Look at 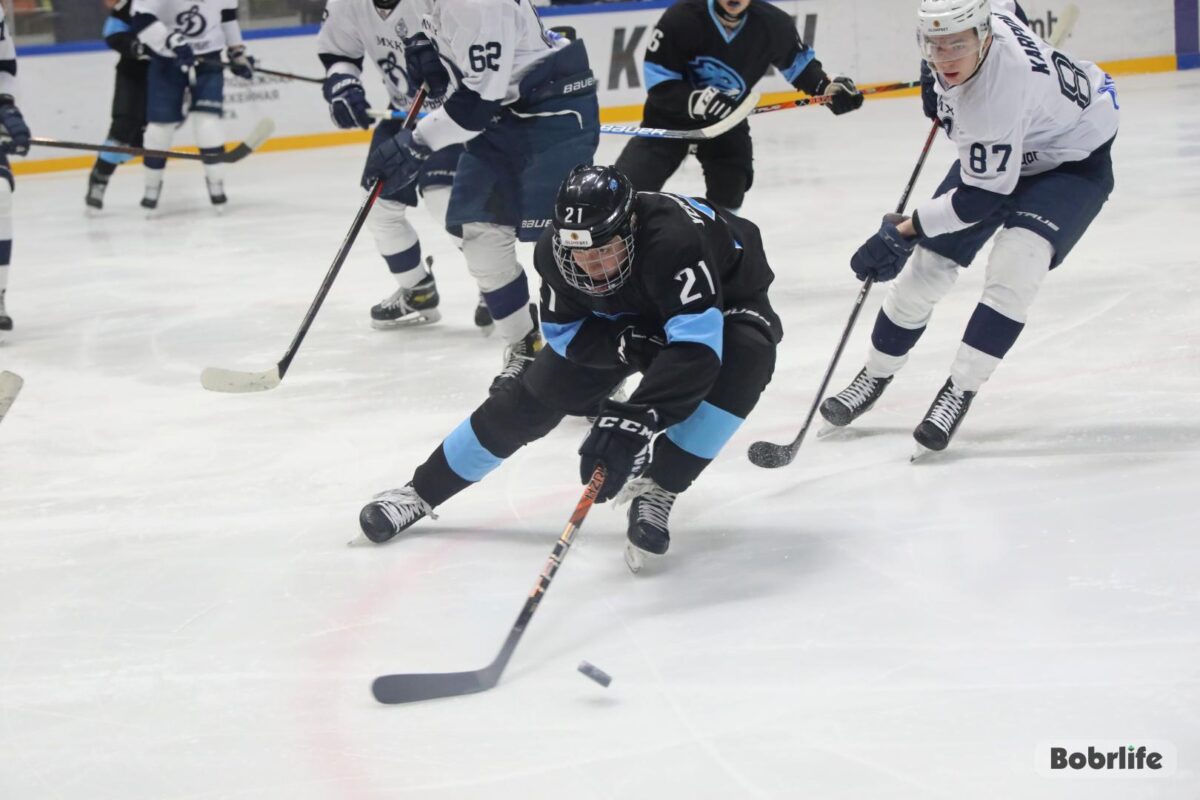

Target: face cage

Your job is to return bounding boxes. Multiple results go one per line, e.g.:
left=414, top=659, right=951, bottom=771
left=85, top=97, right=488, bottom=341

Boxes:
left=552, top=231, right=637, bottom=298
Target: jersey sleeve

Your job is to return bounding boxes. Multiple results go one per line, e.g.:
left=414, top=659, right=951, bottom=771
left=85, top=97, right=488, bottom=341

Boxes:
left=130, top=0, right=173, bottom=56
left=0, top=8, right=16, bottom=98
left=317, top=0, right=366, bottom=75
left=768, top=13, right=826, bottom=95
left=221, top=0, right=243, bottom=49
left=625, top=233, right=725, bottom=427
left=913, top=78, right=1026, bottom=237
left=640, top=6, right=699, bottom=125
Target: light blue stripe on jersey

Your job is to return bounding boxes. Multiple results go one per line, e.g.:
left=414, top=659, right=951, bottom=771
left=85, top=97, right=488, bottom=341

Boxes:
left=666, top=401, right=744, bottom=460
left=442, top=418, right=503, bottom=482
left=102, top=17, right=132, bottom=37
left=665, top=307, right=724, bottom=360
left=781, top=49, right=816, bottom=83
left=644, top=61, right=684, bottom=90
left=542, top=319, right=584, bottom=357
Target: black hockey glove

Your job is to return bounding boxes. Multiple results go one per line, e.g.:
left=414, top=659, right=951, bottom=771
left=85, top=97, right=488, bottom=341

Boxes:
left=227, top=45, right=256, bottom=80
left=579, top=401, right=659, bottom=503
left=404, top=34, right=451, bottom=99
left=162, top=32, right=196, bottom=69
left=815, top=75, right=864, bottom=115
left=363, top=129, right=432, bottom=191
left=688, top=87, right=738, bottom=122
left=850, top=214, right=918, bottom=282
left=323, top=73, right=372, bottom=130
left=616, top=323, right=666, bottom=374
left=920, top=61, right=938, bottom=120
left=0, top=96, right=31, bottom=157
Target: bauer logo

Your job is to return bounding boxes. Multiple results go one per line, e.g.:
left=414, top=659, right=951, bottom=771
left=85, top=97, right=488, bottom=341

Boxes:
left=1035, top=741, right=1176, bottom=778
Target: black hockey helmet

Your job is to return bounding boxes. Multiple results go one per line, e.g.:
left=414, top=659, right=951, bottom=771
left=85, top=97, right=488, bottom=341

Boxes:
left=552, top=164, right=637, bottom=297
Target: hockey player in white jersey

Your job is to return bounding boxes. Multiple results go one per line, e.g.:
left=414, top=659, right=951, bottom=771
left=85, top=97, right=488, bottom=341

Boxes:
left=319, top=0, right=486, bottom=330
left=821, top=0, right=1118, bottom=454
left=0, top=6, right=29, bottom=337
left=363, top=0, right=600, bottom=392
left=131, top=0, right=255, bottom=210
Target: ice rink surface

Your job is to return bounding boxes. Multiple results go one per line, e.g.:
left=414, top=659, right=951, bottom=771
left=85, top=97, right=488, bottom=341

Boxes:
left=2, top=70, right=1198, bottom=799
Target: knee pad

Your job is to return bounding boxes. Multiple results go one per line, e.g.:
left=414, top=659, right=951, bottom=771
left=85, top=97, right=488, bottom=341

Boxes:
left=883, top=245, right=960, bottom=328
left=981, top=227, right=1052, bottom=323
left=420, top=186, right=462, bottom=248
left=461, top=223, right=521, bottom=292
left=367, top=199, right=420, bottom=258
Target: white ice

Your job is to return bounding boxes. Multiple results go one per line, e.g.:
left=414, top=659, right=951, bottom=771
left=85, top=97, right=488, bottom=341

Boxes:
left=2, top=71, right=1198, bottom=799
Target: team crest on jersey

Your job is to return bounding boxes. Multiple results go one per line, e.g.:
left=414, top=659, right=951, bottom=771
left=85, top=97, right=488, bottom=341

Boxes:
left=377, top=51, right=407, bottom=88
left=687, top=57, right=746, bottom=98
left=175, top=4, right=206, bottom=37
left=395, top=19, right=408, bottom=39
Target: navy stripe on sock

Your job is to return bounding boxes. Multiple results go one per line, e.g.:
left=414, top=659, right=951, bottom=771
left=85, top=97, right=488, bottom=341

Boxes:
left=383, top=242, right=422, bottom=274
left=870, top=309, right=925, bottom=357
left=482, top=271, right=530, bottom=321
left=962, top=302, right=1025, bottom=358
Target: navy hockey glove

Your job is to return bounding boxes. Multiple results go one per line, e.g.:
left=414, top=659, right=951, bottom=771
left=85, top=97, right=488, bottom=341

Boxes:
left=227, top=45, right=255, bottom=80
left=579, top=401, right=659, bottom=503
left=850, top=214, right=918, bottom=282
left=816, top=75, right=864, bottom=115
left=403, top=34, right=451, bottom=99
left=688, top=87, right=738, bottom=122
left=920, top=61, right=938, bottom=120
left=0, top=96, right=31, bottom=157
left=322, top=73, right=372, bottom=130
left=164, top=32, right=196, bottom=69
left=363, top=129, right=432, bottom=191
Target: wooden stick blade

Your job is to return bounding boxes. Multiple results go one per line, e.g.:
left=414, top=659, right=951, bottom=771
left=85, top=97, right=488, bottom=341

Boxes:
left=200, top=366, right=282, bottom=393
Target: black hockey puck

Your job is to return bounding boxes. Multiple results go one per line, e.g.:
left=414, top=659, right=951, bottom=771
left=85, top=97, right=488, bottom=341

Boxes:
left=577, top=660, right=612, bottom=687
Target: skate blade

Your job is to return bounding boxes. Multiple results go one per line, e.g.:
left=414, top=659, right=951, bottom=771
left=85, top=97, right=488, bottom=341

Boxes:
left=370, top=308, right=442, bottom=330
left=624, top=543, right=662, bottom=575
left=910, top=443, right=937, bottom=463
left=475, top=322, right=495, bottom=338
left=815, top=422, right=845, bottom=439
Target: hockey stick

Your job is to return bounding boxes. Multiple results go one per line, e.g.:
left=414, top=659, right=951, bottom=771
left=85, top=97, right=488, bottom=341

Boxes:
left=750, top=80, right=921, bottom=116
left=0, top=371, right=23, bottom=426
left=24, top=118, right=275, bottom=165
left=747, top=120, right=940, bottom=469
left=372, top=466, right=606, bottom=704
left=224, top=63, right=324, bottom=84
left=599, top=91, right=761, bottom=140
left=200, top=91, right=427, bottom=393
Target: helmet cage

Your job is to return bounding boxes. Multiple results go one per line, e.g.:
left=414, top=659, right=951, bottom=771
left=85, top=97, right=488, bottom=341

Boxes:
left=552, top=219, right=637, bottom=297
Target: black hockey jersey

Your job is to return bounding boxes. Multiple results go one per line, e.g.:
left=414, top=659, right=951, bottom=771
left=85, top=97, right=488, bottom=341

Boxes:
left=103, top=0, right=145, bottom=64
left=642, top=0, right=826, bottom=129
left=534, top=192, right=777, bottom=426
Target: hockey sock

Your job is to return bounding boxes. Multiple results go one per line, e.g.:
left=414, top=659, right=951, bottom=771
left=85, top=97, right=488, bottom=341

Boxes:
left=462, top=223, right=529, bottom=343
left=192, top=112, right=225, bottom=184
left=0, top=180, right=12, bottom=291
left=866, top=245, right=961, bottom=379
left=367, top=199, right=427, bottom=288
left=419, top=186, right=463, bottom=249
left=487, top=275, right=534, bottom=343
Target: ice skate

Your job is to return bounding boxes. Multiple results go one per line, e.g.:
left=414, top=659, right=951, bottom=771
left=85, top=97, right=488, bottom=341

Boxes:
left=370, top=263, right=441, bottom=329
left=140, top=180, right=162, bottom=215
left=618, top=478, right=677, bottom=574
left=474, top=294, right=494, bottom=336
left=358, top=484, right=436, bottom=543
left=488, top=326, right=544, bottom=394
left=0, top=290, right=12, bottom=337
left=206, top=178, right=227, bottom=210
left=911, top=378, right=976, bottom=460
left=820, top=368, right=893, bottom=429
left=85, top=170, right=108, bottom=212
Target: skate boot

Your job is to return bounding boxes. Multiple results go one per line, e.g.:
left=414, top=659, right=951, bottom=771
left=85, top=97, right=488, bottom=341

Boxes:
left=474, top=294, right=494, bottom=335
left=0, top=291, right=11, bottom=336
left=85, top=169, right=109, bottom=211
left=912, top=377, right=976, bottom=456
left=619, top=478, right=678, bottom=574
left=488, top=325, right=544, bottom=394
left=358, top=483, right=436, bottom=543
left=820, top=368, right=893, bottom=429
left=206, top=178, right=227, bottom=208
left=140, top=182, right=161, bottom=211
left=370, top=263, right=441, bottom=329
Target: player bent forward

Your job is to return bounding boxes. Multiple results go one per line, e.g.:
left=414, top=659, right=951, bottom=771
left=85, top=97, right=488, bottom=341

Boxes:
left=359, top=165, right=782, bottom=571
left=821, top=0, right=1118, bottom=454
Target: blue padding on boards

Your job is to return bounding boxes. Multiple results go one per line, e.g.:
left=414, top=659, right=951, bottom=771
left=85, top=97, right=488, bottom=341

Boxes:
left=542, top=319, right=583, bottom=357
left=442, top=418, right=503, bottom=482
left=665, top=401, right=744, bottom=460
left=665, top=307, right=724, bottom=360
left=962, top=302, right=1025, bottom=359
left=870, top=309, right=924, bottom=357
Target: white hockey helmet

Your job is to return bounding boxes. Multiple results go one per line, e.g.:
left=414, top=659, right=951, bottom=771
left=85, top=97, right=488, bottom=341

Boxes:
left=917, top=0, right=993, bottom=65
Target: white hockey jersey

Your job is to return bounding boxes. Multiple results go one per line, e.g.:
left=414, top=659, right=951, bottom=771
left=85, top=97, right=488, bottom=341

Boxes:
left=318, top=0, right=458, bottom=111
left=407, top=0, right=567, bottom=149
left=0, top=7, right=17, bottom=98
left=915, top=1, right=1120, bottom=238
left=132, top=0, right=243, bottom=58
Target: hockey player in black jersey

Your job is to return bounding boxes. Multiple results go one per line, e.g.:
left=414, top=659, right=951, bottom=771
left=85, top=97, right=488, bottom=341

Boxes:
left=359, top=165, right=782, bottom=571
left=86, top=0, right=150, bottom=211
left=614, top=0, right=863, bottom=211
